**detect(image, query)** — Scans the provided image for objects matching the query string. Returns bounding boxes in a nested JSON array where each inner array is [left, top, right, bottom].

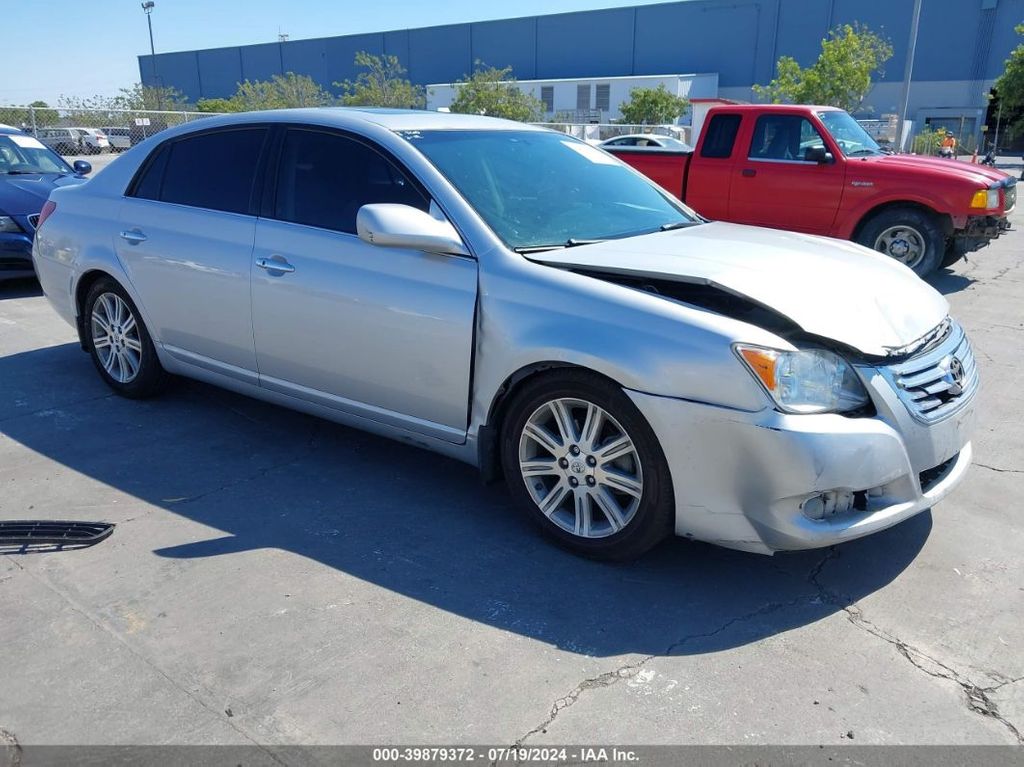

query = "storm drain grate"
[[0, 521, 114, 549]]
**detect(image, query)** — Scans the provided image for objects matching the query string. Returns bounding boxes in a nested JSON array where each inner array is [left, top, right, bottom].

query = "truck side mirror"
[[805, 146, 834, 164]]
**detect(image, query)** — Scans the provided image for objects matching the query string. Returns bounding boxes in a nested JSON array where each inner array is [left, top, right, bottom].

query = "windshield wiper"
[[847, 149, 880, 157], [4, 170, 47, 175], [513, 237, 605, 254], [659, 221, 701, 231]]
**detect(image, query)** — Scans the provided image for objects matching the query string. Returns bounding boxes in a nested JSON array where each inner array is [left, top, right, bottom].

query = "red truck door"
[[684, 112, 742, 220], [727, 113, 845, 235]]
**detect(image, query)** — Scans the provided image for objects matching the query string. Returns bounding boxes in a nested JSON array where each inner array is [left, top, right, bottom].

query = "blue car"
[[1, 127, 91, 281]]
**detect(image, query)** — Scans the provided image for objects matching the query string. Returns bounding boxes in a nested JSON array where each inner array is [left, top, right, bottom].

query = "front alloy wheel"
[[519, 398, 643, 538], [501, 371, 673, 560], [873, 224, 927, 270]]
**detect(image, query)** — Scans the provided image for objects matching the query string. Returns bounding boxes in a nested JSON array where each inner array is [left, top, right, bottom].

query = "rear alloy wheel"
[[856, 207, 944, 277], [501, 372, 673, 560], [84, 278, 169, 398]]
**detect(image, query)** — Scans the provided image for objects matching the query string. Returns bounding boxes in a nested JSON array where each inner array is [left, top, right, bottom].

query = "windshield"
[[818, 111, 882, 157], [404, 129, 697, 250], [0, 134, 73, 175]]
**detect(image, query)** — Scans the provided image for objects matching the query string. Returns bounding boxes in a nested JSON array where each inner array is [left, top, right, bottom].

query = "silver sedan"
[[32, 109, 977, 559]]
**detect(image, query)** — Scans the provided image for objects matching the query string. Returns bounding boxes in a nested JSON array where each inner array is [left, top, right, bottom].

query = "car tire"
[[856, 207, 944, 277], [500, 370, 674, 561], [83, 277, 170, 399], [941, 240, 966, 269]]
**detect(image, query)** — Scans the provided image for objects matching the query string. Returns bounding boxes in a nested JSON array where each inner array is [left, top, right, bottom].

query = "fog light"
[[801, 490, 855, 521]]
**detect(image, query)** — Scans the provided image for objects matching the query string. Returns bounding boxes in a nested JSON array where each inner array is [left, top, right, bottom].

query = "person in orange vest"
[[939, 131, 957, 159]]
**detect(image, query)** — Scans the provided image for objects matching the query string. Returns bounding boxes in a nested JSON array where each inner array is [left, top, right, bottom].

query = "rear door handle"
[[119, 229, 147, 244], [741, 168, 757, 178], [255, 256, 295, 274]]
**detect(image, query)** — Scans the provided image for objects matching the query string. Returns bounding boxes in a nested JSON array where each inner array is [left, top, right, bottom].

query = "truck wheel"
[[856, 207, 944, 277], [941, 241, 966, 269], [500, 370, 674, 561]]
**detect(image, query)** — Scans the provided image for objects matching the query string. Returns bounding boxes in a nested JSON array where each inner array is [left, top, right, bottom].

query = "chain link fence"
[[535, 122, 691, 145], [0, 105, 225, 155]]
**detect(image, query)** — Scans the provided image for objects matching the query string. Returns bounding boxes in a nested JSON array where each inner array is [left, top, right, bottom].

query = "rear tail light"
[[37, 200, 57, 230]]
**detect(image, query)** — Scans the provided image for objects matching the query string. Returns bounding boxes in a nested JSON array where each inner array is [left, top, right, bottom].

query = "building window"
[[595, 84, 610, 112], [576, 84, 591, 112], [541, 86, 554, 114]]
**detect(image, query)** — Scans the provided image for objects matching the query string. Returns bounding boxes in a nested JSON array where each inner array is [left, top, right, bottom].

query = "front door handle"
[[255, 256, 295, 274], [741, 168, 757, 178], [119, 229, 147, 244]]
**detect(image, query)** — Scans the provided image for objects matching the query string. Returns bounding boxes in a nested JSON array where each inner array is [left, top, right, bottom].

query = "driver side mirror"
[[804, 146, 834, 165], [72, 160, 92, 176], [357, 204, 469, 256]]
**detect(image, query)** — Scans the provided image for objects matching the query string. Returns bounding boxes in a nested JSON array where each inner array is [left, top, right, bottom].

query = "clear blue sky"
[[1, 0, 673, 105]]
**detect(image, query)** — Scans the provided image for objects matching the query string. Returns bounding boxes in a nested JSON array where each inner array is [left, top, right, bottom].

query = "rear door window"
[[155, 128, 267, 214], [273, 129, 428, 234], [700, 114, 742, 158]]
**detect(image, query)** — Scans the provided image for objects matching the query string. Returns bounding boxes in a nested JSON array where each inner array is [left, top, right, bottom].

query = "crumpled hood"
[[0, 174, 84, 215], [526, 222, 949, 356]]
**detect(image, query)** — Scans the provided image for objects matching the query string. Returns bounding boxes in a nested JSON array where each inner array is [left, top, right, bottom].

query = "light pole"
[[141, 1, 161, 110], [897, 0, 923, 152]]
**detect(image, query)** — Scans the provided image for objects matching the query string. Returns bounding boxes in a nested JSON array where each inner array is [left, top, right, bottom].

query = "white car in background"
[[100, 127, 132, 152], [599, 134, 693, 151], [69, 128, 110, 154]]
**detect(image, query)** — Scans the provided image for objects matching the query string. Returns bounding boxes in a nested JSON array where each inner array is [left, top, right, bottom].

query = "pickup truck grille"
[[883, 321, 978, 424]]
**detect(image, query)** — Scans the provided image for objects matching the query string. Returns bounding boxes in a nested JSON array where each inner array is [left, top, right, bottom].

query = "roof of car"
[[176, 107, 548, 134], [710, 104, 842, 113]]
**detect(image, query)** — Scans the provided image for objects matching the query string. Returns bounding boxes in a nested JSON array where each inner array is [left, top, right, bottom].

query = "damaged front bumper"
[[626, 351, 977, 555]]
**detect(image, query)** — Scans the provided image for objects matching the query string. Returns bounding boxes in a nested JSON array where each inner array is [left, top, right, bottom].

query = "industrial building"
[[140, 0, 1023, 141]]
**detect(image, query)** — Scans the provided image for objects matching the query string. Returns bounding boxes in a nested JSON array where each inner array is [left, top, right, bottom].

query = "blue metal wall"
[[140, 0, 1024, 105]]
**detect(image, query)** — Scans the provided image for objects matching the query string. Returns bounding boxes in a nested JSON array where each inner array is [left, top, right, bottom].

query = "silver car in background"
[[32, 109, 977, 559]]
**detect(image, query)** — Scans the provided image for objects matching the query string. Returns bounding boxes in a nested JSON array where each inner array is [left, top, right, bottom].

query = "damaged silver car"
[[33, 110, 978, 559]]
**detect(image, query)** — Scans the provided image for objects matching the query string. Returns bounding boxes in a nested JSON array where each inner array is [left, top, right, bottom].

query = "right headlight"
[[734, 344, 870, 414], [970, 188, 1000, 210]]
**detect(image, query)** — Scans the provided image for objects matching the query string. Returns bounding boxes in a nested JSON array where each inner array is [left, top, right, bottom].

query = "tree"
[[449, 62, 543, 122], [994, 24, 1024, 142], [754, 23, 893, 113], [618, 84, 689, 125], [195, 98, 242, 113], [336, 52, 425, 109], [231, 73, 334, 111], [112, 83, 190, 111]]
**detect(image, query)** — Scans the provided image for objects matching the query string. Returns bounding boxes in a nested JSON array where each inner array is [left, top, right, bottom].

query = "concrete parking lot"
[[0, 209, 1022, 750]]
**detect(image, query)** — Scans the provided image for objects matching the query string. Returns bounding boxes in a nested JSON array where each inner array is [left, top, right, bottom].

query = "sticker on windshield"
[[560, 140, 619, 165], [9, 135, 46, 150]]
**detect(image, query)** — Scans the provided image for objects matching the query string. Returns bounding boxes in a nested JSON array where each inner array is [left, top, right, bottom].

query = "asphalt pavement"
[[0, 205, 1022, 751]]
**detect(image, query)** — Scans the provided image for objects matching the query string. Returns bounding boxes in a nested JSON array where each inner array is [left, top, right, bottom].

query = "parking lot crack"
[[168, 423, 322, 506], [809, 548, 1023, 744], [509, 591, 812, 750], [974, 462, 1024, 474]]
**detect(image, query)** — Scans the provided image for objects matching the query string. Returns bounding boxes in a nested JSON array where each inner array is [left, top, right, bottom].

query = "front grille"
[[883, 321, 978, 424], [27, 214, 40, 229]]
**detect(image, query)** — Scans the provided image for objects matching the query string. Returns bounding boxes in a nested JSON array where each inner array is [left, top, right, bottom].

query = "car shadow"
[[927, 267, 976, 295], [0, 343, 930, 658], [0, 277, 42, 300]]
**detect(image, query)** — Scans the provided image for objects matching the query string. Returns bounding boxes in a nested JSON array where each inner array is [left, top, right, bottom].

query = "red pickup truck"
[[604, 104, 1015, 276]]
